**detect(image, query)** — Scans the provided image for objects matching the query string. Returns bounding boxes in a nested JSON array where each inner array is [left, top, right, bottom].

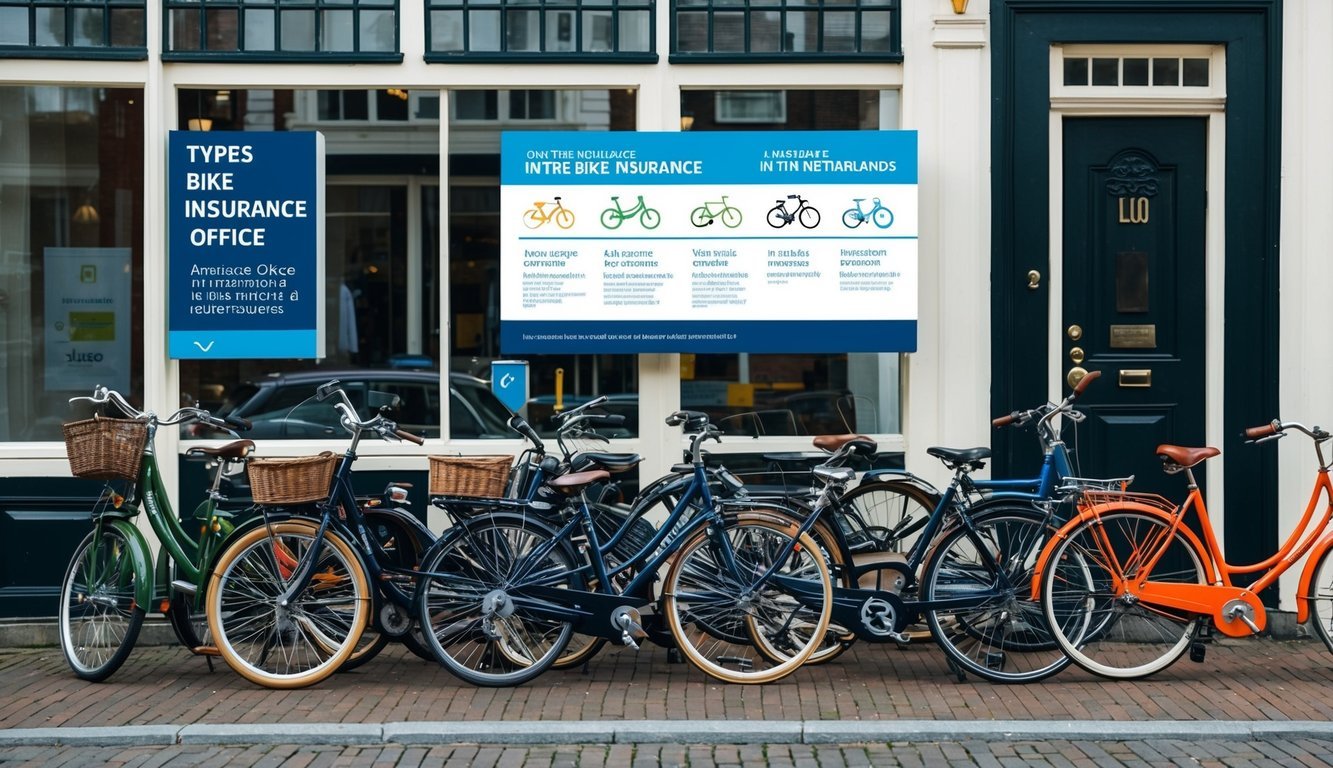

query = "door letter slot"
[[1119, 369, 1152, 388]]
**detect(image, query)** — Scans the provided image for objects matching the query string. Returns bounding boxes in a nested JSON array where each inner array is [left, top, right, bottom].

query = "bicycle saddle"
[[186, 440, 255, 460], [1156, 445, 1220, 469], [926, 446, 991, 469], [812, 434, 877, 455], [547, 469, 612, 496], [571, 452, 642, 474]]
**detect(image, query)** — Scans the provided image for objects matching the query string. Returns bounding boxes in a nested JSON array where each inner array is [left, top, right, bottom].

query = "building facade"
[[1, 0, 1324, 619]]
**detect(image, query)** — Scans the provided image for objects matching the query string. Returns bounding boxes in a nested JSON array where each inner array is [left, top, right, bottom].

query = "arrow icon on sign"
[[500, 373, 516, 388], [193, 340, 216, 352]]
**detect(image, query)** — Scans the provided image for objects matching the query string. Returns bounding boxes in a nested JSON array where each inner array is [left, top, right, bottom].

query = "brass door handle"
[[1067, 366, 1088, 389], [1027, 270, 1041, 290]]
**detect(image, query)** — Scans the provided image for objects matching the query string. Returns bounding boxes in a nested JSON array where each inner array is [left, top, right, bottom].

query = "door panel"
[[1063, 117, 1207, 496]]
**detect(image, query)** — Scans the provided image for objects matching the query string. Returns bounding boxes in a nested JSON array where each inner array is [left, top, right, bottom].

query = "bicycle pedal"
[[715, 656, 754, 671], [1189, 641, 1207, 663]]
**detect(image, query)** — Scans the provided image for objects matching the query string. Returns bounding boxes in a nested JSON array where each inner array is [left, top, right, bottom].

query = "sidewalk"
[[2, 635, 1331, 747]]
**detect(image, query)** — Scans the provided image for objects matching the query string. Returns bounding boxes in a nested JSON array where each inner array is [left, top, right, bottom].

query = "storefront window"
[[677, 89, 902, 436], [0, 86, 144, 442]]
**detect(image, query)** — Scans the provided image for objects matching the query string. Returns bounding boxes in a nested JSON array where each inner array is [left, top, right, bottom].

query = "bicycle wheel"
[[872, 207, 894, 229], [640, 208, 661, 229], [1309, 545, 1333, 654], [841, 209, 863, 228], [720, 207, 743, 228], [835, 480, 939, 554], [554, 208, 575, 229], [690, 206, 711, 227], [766, 206, 788, 228], [417, 517, 575, 687], [206, 519, 371, 689], [921, 507, 1073, 683], [797, 205, 820, 228], [59, 526, 146, 682], [600, 208, 623, 229], [1041, 510, 1206, 680], [522, 209, 544, 229], [662, 515, 832, 684]]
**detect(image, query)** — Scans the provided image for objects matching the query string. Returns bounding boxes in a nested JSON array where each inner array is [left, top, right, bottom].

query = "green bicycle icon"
[[690, 195, 743, 228], [842, 197, 894, 229], [600, 195, 661, 230], [523, 197, 575, 229]]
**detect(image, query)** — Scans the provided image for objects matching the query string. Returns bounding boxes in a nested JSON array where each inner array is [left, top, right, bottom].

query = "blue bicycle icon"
[[842, 198, 894, 229]]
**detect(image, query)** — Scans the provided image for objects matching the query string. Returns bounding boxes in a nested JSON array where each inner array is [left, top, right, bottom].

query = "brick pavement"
[[1, 636, 1330, 732]]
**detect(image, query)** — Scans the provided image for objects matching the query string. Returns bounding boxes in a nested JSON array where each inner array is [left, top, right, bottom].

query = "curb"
[[3, 720, 1332, 747]]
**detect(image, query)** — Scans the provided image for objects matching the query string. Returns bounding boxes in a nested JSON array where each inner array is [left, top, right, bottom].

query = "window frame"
[[0, 0, 147, 59], [669, 0, 902, 63], [423, 0, 657, 63], [161, 0, 403, 63]]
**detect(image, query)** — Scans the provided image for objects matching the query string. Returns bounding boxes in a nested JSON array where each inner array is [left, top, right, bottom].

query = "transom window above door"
[[1053, 45, 1224, 102]]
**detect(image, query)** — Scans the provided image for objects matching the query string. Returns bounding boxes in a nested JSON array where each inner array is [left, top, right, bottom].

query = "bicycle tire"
[[797, 205, 821, 229], [207, 519, 371, 689], [1308, 544, 1333, 654], [872, 207, 894, 229], [59, 526, 146, 682], [690, 206, 711, 227], [640, 208, 661, 229], [417, 516, 575, 687], [600, 208, 623, 229], [836, 479, 940, 554], [554, 208, 575, 229], [921, 506, 1073, 684], [522, 209, 544, 229], [841, 209, 863, 228], [766, 206, 788, 228], [662, 514, 832, 684], [1040, 510, 1206, 680], [720, 207, 743, 228]]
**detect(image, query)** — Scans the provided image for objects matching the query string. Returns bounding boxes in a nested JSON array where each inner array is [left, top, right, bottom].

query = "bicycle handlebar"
[[1244, 419, 1331, 443], [396, 429, 426, 446], [552, 395, 609, 424], [1073, 369, 1102, 396], [69, 386, 243, 432]]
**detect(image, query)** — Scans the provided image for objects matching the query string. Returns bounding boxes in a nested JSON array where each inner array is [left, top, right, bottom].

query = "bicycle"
[[841, 197, 894, 229], [766, 194, 821, 229], [415, 410, 833, 686], [205, 380, 429, 688], [522, 197, 575, 230], [58, 386, 252, 682], [1036, 418, 1333, 680], [600, 195, 661, 230], [690, 196, 743, 228]]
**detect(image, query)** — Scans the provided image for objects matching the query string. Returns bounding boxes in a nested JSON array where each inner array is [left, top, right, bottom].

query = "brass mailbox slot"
[[1119, 369, 1152, 388]]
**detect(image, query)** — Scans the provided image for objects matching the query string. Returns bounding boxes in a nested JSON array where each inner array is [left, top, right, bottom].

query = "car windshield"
[[456, 379, 514, 436]]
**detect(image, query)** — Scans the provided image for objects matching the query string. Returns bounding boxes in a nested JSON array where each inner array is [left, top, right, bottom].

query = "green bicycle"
[[600, 195, 661, 230], [58, 386, 253, 681]]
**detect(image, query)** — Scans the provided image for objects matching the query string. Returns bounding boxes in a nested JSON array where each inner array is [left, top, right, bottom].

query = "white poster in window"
[[43, 247, 131, 392]]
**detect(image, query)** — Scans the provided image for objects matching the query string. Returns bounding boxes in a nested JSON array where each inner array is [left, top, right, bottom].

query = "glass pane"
[[506, 9, 537, 51], [359, 9, 395, 52], [750, 10, 781, 53], [1115, 251, 1149, 313], [1122, 58, 1149, 86], [70, 7, 104, 47], [1091, 58, 1118, 86], [675, 12, 708, 52], [454, 90, 497, 120], [244, 9, 275, 50], [545, 10, 574, 51], [322, 9, 353, 50], [376, 89, 409, 120], [0, 86, 145, 441], [1062, 58, 1089, 86], [171, 8, 201, 50], [414, 93, 440, 120], [1152, 57, 1179, 86], [0, 8, 28, 45], [109, 8, 145, 46], [788, 10, 816, 52], [1183, 58, 1210, 87], [468, 10, 500, 51], [35, 7, 64, 46], [581, 10, 611, 52], [712, 12, 745, 53], [822, 10, 856, 52], [205, 8, 238, 50], [280, 9, 316, 51], [618, 10, 649, 52], [430, 10, 463, 51], [860, 12, 891, 52]]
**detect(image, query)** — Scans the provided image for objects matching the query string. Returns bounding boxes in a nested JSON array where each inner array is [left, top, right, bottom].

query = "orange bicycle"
[[1035, 419, 1333, 679]]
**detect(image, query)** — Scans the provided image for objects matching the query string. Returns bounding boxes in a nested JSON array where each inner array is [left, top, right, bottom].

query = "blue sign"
[[167, 131, 325, 359], [499, 130, 919, 355], [490, 360, 529, 413]]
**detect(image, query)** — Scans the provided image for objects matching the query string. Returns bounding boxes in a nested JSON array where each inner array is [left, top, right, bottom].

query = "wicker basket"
[[63, 416, 149, 481], [429, 455, 512, 498], [248, 452, 338, 505]]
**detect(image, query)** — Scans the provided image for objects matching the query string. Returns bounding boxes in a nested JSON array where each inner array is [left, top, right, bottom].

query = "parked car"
[[204, 369, 514, 439]]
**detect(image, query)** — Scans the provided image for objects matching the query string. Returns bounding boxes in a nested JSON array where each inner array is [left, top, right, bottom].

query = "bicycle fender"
[[857, 470, 942, 497], [103, 519, 155, 613], [1028, 499, 1213, 602], [1295, 531, 1333, 624], [362, 506, 436, 551]]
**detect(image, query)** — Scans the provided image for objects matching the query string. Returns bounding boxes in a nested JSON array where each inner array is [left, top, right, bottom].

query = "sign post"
[[167, 131, 325, 359]]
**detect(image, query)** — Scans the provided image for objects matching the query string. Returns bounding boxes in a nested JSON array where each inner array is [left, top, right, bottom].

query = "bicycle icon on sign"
[[600, 195, 661, 230], [523, 197, 575, 229], [690, 196, 743, 228], [766, 194, 821, 229], [841, 197, 894, 229]]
